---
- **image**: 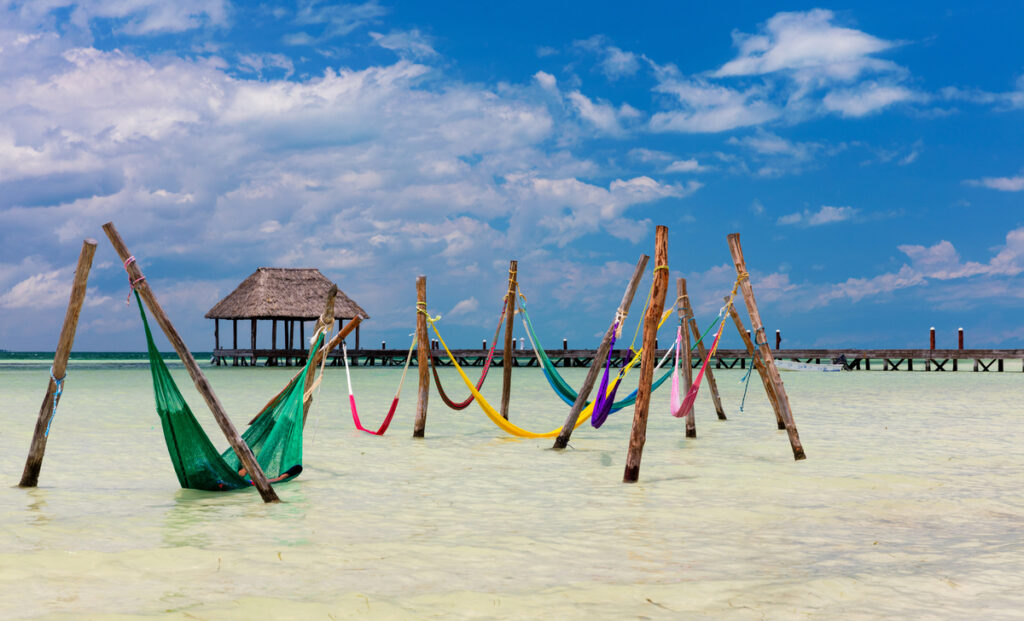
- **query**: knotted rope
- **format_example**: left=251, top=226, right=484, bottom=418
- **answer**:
left=122, top=256, right=146, bottom=305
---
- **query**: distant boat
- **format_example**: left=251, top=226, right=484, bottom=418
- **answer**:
left=776, top=360, right=844, bottom=372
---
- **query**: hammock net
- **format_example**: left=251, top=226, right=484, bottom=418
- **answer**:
left=137, top=292, right=321, bottom=491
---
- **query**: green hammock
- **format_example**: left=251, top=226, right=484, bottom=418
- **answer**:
left=137, top=292, right=321, bottom=491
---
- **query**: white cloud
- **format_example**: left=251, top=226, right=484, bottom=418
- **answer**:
left=664, top=159, right=709, bottom=173
left=965, top=175, right=1024, bottom=192
left=533, top=70, right=557, bottom=92
left=777, top=205, right=858, bottom=226
left=715, top=9, right=898, bottom=80
left=370, top=28, right=437, bottom=58
left=574, top=35, right=641, bottom=80
left=822, top=83, right=920, bottom=117
left=567, top=91, right=640, bottom=135
left=601, top=46, right=640, bottom=80
left=650, top=77, right=780, bottom=133
left=447, top=297, right=479, bottom=318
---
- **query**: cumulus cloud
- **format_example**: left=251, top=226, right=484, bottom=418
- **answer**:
left=664, top=159, right=709, bottom=173
left=714, top=9, right=898, bottom=80
left=777, top=205, right=858, bottom=226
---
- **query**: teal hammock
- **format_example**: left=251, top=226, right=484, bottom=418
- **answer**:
left=137, top=292, right=321, bottom=491
left=517, top=299, right=674, bottom=412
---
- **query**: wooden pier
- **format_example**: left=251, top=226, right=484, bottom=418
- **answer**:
left=211, top=346, right=1024, bottom=372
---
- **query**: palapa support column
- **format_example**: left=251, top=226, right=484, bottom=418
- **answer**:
left=624, top=226, right=668, bottom=483
left=727, top=233, right=805, bottom=461
left=413, top=276, right=430, bottom=438
left=102, top=222, right=280, bottom=503
left=675, top=279, right=696, bottom=437
left=727, top=300, right=785, bottom=430
left=553, top=254, right=649, bottom=449
left=250, top=314, right=360, bottom=426
left=680, top=278, right=727, bottom=423
left=19, top=239, right=97, bottom=488
left=302, top=286, right=337, bottom=422
left=500, top=260, right=518, bottom=420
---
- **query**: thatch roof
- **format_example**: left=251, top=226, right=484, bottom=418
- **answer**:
left=205, top=268, right=369, bottom=320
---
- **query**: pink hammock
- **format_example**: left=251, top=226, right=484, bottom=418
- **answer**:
left=342, top=338, right=415, bottom=435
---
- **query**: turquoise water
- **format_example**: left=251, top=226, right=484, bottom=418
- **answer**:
left=1, top=356, right=1022, bottom=619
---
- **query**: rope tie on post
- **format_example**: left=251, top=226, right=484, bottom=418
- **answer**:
left=122, top=256, right=146, bottom=305
left=44, top=367, right=65, bottom=437
left=416, top=302, right=441, bottom=323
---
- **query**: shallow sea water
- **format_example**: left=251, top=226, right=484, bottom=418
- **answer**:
left=1, top=358, right=1022, bottom=619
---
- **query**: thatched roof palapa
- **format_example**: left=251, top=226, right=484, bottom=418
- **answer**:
left=205, top=268, right=369, bottom=320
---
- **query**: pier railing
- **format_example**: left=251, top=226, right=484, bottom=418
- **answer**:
left=211, top=347, right=1024, bottom=372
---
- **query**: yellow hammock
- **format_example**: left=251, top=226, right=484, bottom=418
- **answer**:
left=425, top=308, right=675, bottom=439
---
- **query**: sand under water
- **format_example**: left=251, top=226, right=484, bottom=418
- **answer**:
left=1, top=355, right=1022, bottom=619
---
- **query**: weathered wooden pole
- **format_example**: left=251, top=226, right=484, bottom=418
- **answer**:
left=553, top=254, right=649, bottom=449
left=727, top=300, right=784, bottom=430
left=102, top=222, right=280, bottom=502
left=928, top=326, right=935, bottom=371
left=302, top=286, right=336, bottom=422
left=19, top=239, right=97, bottom=488
left=413, top=276, right=430, bottom=437
left=675, top=279, right=696, bottom=437
left=679, top=278, right=726, bottom=421
left=624, top=226, right=668, bottom=483
left=500, top=260, right=518, bottom=420
left=775, top=329, right=781, bottom=350
left=727, top=233, right=805, bottom=460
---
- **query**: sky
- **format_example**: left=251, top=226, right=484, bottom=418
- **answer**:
left=0, top=1, right=1022, bottom=352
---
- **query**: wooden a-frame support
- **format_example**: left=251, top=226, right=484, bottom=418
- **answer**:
left=727, top=233, right=805, bottom=461
left=103, top=222, right=281, bottom=502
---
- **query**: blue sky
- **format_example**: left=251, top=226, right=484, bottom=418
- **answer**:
left=0, top=1, right=1022, bottom=352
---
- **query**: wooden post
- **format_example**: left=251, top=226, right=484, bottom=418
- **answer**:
left=775, top=329, right=781, bottom=350
left=19, top=239, right=97, bottom=488
left=250, top=319, right=257, bottom=366
left=680, top=279, right=726, bottom=421
left=676, top=279, right=695, bottom=437
left=413, top=276, right=430, bottom=437
left=727, top=233, right=805, bottom=460
left=232, top=319, right=238, bottom=366
left=624, top=226, right=668, bottom=483
left=215, top=319, right=220, bottom=350
left=927, top=327, right=935, bottom=371
left=955, top=327, right=963, bottom=371
left=101, top=222, right=280, bottom=503
left=553, top=254, right=649, bottom=449
left=355, top=323, right=361, bottom=352
left=500, top=260, right=518, bottom=420
left=302, top=287, right=336, bottom=422
left=727, top=300, right=784, bottom=430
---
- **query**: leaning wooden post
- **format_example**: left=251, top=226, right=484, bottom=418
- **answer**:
left=553, top=254, right=649, bottom=449
left=102, top=222, right=280, bottom=503
left=413, top=276, right=430, bottom=437
left=301, top=285, right=336, bottom=422
left=675, top=279, right=696, bottom=437
left=680, top=279, right=726, bottom=421
left=499, top=260, right=518, bottom=420
left=727, top=300, right=784, bottom=430
left=623, top=226, right=668, bottom=482
left=726, top=233, right=805, bottom=460
left=19, top=239, right=97, bottom=488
